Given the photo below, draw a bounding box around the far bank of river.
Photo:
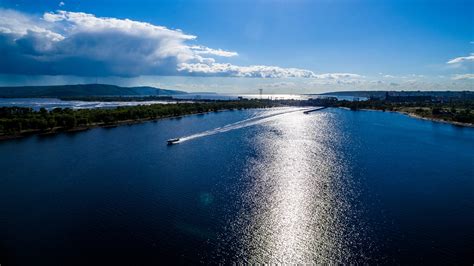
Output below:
[1,106,472,142]
[342,107,474,128]
[0,100,282,140]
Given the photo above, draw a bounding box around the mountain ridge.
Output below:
[0,84,187,98]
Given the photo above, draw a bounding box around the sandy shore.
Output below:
[403,112,474,128]
[352,107,474,128]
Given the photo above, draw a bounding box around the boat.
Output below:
[167,138,180,145]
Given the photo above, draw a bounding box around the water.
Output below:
[171,93,308,100]
[0,98,181,110]
[173,93,365,101]
[0,108,472,265]
[0,94,363,111]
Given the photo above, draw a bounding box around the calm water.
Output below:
[171,93,308,100]
[0,98,180,110]
[173,93,365,101]
[0,108,473,265]
[0,95,362,111]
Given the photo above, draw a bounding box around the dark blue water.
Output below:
[0,108,473,265]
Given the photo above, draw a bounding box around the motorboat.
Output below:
[167,138,180,145]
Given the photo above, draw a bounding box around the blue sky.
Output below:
[0,0,472,93]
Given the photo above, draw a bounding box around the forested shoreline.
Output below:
[332,99,474,125]
[0,100,281,139]
[1,97,473,140]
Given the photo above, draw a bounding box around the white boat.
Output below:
[167,138,180,145]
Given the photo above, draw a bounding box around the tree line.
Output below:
[329,99,474,124]
[0,100,280,136]
[1,98,472,137]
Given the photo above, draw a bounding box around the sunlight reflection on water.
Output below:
[216,110,372,263]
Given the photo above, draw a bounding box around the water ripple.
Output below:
[215,109,374,263]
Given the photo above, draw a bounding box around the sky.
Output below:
[0,0,472,93]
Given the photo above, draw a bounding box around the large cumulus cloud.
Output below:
[0,9,333,78]
[177,63,318,78]
[1,9,199,76]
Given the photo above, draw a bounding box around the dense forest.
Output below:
[0,100,280,137]
[1,97,473,139]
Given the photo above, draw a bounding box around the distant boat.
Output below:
[167,138,180,145]
[303,107,328,114]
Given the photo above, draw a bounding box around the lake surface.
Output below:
[0,108,473,265]
[173,93,365,101]
[0,94,363,110]
[173,93,310,100]
[0,98,181,110]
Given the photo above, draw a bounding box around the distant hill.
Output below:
[0,84,187,98]
[315,90,474,99]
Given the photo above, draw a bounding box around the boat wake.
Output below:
[176,107,310,143]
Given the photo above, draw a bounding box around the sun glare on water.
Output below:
[213,110,371,263]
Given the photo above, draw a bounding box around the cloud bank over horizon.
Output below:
[0,9,338,79]
[0,8,471,92]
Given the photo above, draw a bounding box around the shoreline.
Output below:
[1,100,286,141]
[0,109,236,141]
[350,107,474,128]
[403,112,474,128]
[1,105,472,141]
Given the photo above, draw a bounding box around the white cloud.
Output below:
[452,74,474,80]
[0,9,64,41]
[189,45,238,57]
[258,82,296,88]
[447,53,474,64]
[0,9,325,78]
[370,80,384,84]
[177,63,320,78]
[0,9,201,76]
[313,73,363,79]
[59,2,65,7]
